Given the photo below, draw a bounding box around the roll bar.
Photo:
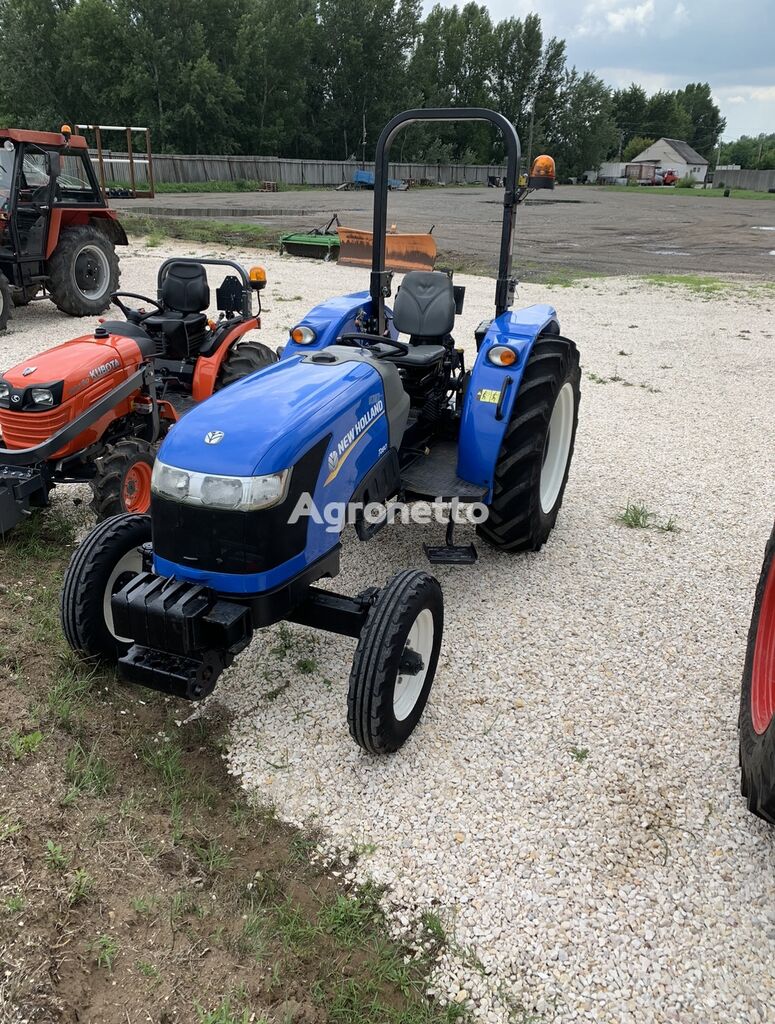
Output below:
[371,108,522,334]
[156,258,256,319]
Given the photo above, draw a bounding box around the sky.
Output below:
[427,0,774,139]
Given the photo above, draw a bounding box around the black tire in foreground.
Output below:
[216,339,278,389]
[48,224,119,316]
[348,570,444,754]
[739,522,775,823]
[0,271,11,333]
[478,334,580,552]
[61,513,151,661]
[90,439,156,520]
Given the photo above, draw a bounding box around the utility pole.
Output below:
[361,112,367,170]
[526,103,536,171]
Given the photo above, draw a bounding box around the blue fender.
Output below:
[457,304,559,500]
[280,292,400,358]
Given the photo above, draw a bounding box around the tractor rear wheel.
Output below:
[90,439,156,521]
[61,512,151,661]
[0,272,11,333]
[47,225,119,317]
[477,334,580,552]
[348,570,443,754]
[739,522,775,822]
[216,339,277,389]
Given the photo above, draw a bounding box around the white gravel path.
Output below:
[4,241,775,1023]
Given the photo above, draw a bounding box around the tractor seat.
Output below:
[142,263,210,357]
[382,271,455,369]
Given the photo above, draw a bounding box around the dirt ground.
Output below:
[114,186,775,279]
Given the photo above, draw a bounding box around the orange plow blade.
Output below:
[336,226,437,272]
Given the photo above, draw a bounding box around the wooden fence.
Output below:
[93,151,508,188]
[712,168,775,191]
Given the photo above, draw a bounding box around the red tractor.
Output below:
[740,523,775,820]
[0,258,275,532]
[0,126,126,331]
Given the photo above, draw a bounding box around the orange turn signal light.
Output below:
[290,325,316,345]
[488,345,518,367]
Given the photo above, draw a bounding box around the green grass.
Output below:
[319,891,380,948]
[122,213,282,250]
[45,839,69,871]
[0,814,22,842]
[64,741,116,801]
[570,746,589,763]
[596,184,775,200]
[7,729,43,759]
[3,892,25,914]
[153,179,316,194]
[196,999,259,1024]
[617,502,653,529]
[645,273,729,295]
[89,934,120,972]
[67,868,94,906]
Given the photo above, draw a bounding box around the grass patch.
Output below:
[644,273,729,295]
[153,179,316,194]
[617,502,653,529]
[89,934,119,972]
[7,729,43,759]
[122,213,282,250]
[45,839,69,871]
[67,867,94,905]
[64,741,115,801]
[596,185,775,200]
[570,746,589,763]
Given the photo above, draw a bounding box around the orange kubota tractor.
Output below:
[0,125,126,331]
[0,258,275,533]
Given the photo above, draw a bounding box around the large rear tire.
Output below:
[61,513,151,661]
[216,339,277,389]
[348,570,443,754]
[477,334,580,552]
[0,271,11,333]
[48,225,119,317]
[739,523,775,823]
[90,439,156,521]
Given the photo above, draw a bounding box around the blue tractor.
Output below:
[61,108,580,754]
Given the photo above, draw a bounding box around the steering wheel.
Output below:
[111,291,164,322]
[338,332,410,357]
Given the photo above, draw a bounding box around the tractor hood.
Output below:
[158,353,385,478]
[0,332,138,404]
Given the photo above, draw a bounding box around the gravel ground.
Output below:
[3,241,775,1023]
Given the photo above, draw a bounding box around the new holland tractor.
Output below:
[61,108,580,754]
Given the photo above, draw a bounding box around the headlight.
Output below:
[290,325,316,345]
[0,381,10,401]
[30,388,54,407]
[487,345,518,367]
[152,459,290,512]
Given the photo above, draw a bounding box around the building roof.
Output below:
[632,137,708,166]
[661,138,708,165]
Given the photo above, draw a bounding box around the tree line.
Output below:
[0,0,743,176]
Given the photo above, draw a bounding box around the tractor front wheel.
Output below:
[348,570,443,754]
[61,513,151,661]
[478,334,580,552]
[90,439,156,521]
[48,225,119,317]
[216,339,277,389]
[0,271,11,333]
[739,522,775,822]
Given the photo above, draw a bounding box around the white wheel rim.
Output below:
[539,381,575,514]
[103,549,143,642]
[393,608,434,721]
[74,244,110,300]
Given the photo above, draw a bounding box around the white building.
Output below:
[630,138,709,182]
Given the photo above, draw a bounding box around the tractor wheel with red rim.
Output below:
[90,439,156,521]
[739,522,775,822]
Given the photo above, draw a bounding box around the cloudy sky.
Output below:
[428,0,774,139]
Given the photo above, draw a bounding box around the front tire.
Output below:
[48,225,119,316]
[216,339,277,389]
[61,513,151,661]
[348,570,443,754]
[90,439,156,520]
[739,523,775,822]
[0,271,11,332]
[478,334,580,552]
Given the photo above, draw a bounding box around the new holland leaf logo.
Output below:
[204,430,225,445]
